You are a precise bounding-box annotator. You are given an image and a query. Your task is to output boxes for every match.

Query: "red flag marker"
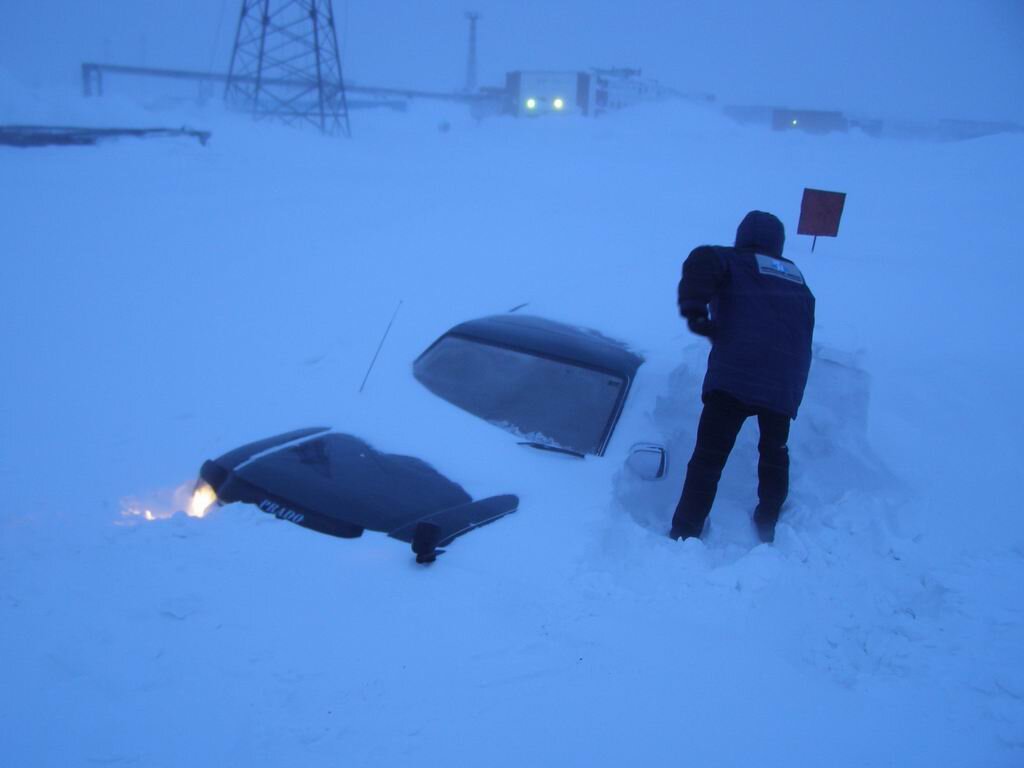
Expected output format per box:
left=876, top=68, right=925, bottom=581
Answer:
left=798, top=188, right=846, bottom=251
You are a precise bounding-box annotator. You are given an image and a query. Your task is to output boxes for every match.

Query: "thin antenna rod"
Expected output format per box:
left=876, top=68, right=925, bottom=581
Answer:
left=464, top=12, right=479, bottom=93
left=359, top=300, right=403, bottom=393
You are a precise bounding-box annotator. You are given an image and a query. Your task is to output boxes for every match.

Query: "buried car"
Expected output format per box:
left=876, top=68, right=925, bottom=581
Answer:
left=196, top=314, right=660, bottom=563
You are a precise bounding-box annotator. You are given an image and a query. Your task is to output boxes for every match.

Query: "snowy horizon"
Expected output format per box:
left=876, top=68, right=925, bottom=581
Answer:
left=2, top=1, right=1023, bottom=123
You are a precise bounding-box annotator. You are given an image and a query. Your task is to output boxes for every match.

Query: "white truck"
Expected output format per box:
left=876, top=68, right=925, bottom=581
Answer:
left=504, top=68, right=682, bottom=117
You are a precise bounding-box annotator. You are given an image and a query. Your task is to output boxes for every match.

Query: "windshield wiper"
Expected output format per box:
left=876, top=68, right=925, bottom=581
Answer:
left=517, top=441, right=585, bottom=459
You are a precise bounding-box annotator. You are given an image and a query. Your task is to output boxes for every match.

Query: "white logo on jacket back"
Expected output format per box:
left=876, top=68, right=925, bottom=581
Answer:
left=755, top=253, right=805, bottom=285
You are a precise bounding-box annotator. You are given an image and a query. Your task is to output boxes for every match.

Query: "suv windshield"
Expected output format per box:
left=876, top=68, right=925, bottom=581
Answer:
left=413, top=334, right=627, bottom=456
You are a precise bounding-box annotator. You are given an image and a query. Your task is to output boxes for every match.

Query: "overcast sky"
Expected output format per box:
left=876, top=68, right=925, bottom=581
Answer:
left=2, top=0, right=1022, bottom=122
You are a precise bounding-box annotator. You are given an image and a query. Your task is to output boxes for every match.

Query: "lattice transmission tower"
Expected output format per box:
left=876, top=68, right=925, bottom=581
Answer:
left=224, top=0, right=351, bottom=136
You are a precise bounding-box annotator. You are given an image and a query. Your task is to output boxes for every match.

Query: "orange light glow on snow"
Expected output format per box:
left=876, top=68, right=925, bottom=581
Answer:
left=119, top=480, right=218, bottom=524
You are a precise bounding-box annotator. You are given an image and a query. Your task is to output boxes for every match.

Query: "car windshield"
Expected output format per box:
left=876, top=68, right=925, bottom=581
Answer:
left=413, top=334, right=627, bottom=456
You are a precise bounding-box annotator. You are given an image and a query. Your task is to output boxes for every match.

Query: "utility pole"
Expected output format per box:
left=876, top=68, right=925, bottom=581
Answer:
left=463, top=12, right=479, bottom=94
left=225, top=0, right=351, bottom=136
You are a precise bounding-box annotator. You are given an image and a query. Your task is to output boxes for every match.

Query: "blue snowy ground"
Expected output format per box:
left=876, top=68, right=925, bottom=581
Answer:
left=1, top=78, right=1023, bottom=766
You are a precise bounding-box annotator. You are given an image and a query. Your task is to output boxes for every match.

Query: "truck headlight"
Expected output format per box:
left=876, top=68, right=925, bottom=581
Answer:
left=553, top=98, right=565, bottom=111
left=525, top=98, right=537, bottom=110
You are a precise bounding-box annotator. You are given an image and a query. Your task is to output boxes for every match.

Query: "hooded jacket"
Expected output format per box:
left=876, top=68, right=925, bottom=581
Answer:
left=677, top=211, right=815, bottom=418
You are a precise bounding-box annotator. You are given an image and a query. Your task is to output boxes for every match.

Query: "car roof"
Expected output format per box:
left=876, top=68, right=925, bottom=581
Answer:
left=439, top=313, right=644, bottom=381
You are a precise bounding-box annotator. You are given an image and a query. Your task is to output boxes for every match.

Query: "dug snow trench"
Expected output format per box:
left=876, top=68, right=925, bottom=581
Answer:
left=616, top=343, right=895, bottom=546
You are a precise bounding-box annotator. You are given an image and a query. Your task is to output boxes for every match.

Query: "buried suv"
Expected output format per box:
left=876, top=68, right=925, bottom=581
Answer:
left=195, top=314, right=665, bottom=563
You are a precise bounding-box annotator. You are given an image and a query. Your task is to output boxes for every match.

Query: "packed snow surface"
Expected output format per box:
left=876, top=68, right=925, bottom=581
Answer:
left=1, top=85, right=1023, bottom=766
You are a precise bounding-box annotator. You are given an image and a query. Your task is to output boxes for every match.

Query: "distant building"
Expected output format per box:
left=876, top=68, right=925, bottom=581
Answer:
left=503, top=68, right=693, bottom=117
left=771, top=108, right=849, bottom=134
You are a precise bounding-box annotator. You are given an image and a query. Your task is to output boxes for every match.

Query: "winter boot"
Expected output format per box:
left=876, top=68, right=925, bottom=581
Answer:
left=753, top=505, right=779, bottom=544
left=670, top=518, right=710, bottom=541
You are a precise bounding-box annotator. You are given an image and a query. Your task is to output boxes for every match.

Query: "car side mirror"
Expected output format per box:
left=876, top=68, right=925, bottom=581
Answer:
left=626, top=443, right=667, bottom=480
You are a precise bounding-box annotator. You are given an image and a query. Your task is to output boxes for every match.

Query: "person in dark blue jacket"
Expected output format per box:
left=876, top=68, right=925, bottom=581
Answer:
left=671, top=211, right=815, bottom=543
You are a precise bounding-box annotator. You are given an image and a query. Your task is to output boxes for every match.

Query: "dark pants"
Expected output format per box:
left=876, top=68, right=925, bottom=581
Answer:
left=671, top=390, right=791, bottom=538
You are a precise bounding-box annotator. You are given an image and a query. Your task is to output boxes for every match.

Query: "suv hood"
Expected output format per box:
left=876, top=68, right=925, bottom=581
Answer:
left=199, top=427, right=517, bottom=563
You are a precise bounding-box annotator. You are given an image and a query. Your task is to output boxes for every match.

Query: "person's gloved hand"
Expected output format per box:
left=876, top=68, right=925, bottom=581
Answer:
left=686, top=315, right=716, bottom=339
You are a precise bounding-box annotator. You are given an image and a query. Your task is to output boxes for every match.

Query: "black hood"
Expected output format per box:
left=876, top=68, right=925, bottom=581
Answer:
left=735, top=210, right=785, bottom=258
left=200, top=429, right=519, bottom=563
